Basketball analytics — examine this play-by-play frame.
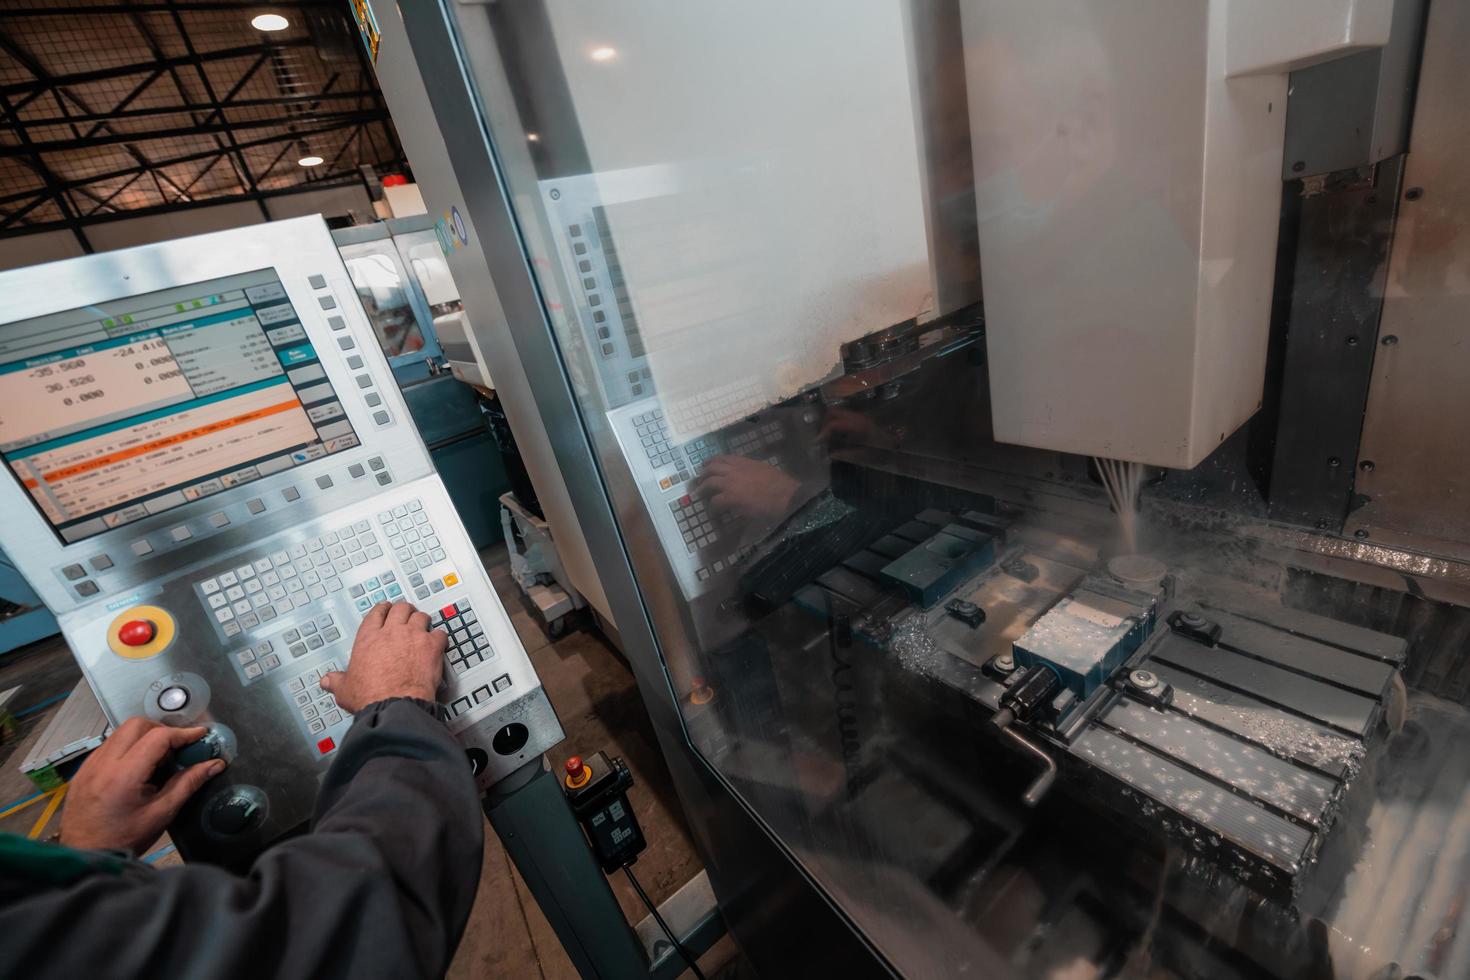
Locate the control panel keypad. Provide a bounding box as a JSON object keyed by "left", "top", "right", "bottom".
{"left": 431, "top": 600, "right": 493, "bottom": 678}
{"left": 279, "top": 660, "right": 350, "bottom": 751}
{"left": 195, "top": 524, "right": 383, "bottom": 641}
{"left": 377, "top": 498, "right": 454, "bottom": 600}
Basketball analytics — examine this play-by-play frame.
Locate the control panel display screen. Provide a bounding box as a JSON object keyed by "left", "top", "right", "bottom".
{"left": 0, "top": 269, "right": 358, "bottom": 543}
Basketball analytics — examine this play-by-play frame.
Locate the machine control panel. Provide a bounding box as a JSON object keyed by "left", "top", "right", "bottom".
{"left": 0, "top": 217, "right": 564, "bottom": 865}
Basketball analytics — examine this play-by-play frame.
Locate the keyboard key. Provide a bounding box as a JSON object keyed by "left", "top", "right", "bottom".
{"left": 307, "top": 635, "right": 324, "bottom": 650}
{"left": 262, "top": 655, "right": 281, "bottom": 670}
{"left": 220, "top": 571, "right": 238, "bottom": 587}
{"left": 354, "top": 596, "right": 372, "bottom": 613}
{"left": 323, "top": 627, "right": 341, "bottom": 643}
{"left": 232, "top": 600, "right": 251, "bottom": 615}
{"left": 300, "top": 622, "right": 317, "bottom": 636}
{"left": 369, "top": 590, "right": 386, "bottom": 603}
{"left": 253, "top": 558, "right": 272, "bottom": 574}
{"left": 201, "top": 578, "right": 221, "bottom": 595}
{"left": 243, "top": 662, "right": 262, "bottom": 678}
{"left": 239, "top": 613, "right": 259, "bottom": 629}
{"left": 289, "top": 642, "right": 308, "bottom": 658}
{"left": 237, "top": 649, "right": 257, "bottom": 665}
{"left": 208, "top": 594, "right": 228, "bottom": 609}
{"left": 225, "top": 585, "right": 245, "bottom": 601}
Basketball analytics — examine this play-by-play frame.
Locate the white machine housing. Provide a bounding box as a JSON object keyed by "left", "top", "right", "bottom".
{"left": 961, "top": 0, "right": 1394, "bottom": 467}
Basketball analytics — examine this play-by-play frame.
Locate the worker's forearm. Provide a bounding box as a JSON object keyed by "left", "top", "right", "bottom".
{"left": 0, "top": 698, "right": 483, "bottom": 980}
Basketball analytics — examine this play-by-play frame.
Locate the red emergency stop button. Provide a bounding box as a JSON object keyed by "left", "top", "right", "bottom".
{"left": 564, "top": 755, "right": 590, "bottom": 789}
{"left": 118, "top": 619, "right": 156, "bottom": 647}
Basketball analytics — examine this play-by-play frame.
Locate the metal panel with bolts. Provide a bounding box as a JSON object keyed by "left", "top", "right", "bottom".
{"left": 1350, "top": 0, "right": 1470, "bottom": 555}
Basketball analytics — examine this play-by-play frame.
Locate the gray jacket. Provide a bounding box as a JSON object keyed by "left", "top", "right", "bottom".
{"left": 0, "top": 698, "right": 483, "bottom": 979}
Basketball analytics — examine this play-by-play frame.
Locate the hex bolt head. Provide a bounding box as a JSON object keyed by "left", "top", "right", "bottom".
{"left": 1355, "top": 529, "right": 1370, "bottom": 539}
{"left": 1405, "top": 187, "right": 1424, "bottom": 201}
{"left": 1360, "top": 460, "right": 1375, "bottom": 472}
{"left": 1130, "top": 669, "right": 1159, "bottom": 690}
{"left": 1382, "top": 335, "right": 1399, "bottom": 346}
{"left": 1328, "top": 457, "right": 1341, "bottom": 468}
{"left": 1347, "top": 336, "right": 1359, "bottom": 347}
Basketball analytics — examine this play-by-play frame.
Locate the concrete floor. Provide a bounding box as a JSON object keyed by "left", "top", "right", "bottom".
{"left": 0, "top": 542, "right": 743, "bottom": 978}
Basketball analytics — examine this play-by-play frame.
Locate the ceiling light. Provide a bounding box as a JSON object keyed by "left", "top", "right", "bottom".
{"left": 527, "top": 133, "right": 540, "bottom": 143}
{"left": 297, "top": 155, "right": 324, "bottom": 168}
{"left": 590, "top": 46, "right": 617, "bottom": 62}
{"left": 251, "top": 13, "right": 290, "bottom": 32}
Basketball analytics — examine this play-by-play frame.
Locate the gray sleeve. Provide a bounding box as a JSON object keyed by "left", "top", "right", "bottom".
{"left": 0, "top": 699, "right": 484, "bottom": 980}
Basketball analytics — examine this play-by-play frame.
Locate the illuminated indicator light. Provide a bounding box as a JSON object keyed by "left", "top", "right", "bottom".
{"left": 316, "top": 736, "right": 335, "bottom": 754}
{"left": 442, "top": 572, "right": 459, "bottom": 587}
{"left": 251, "top": 13, "right": 289, "bottom": 31}
{"left": 590, "top": 46, "right": 617, "bottom": 62}
{"left": 297, "top": 155, "right": 324, "bottom": 168}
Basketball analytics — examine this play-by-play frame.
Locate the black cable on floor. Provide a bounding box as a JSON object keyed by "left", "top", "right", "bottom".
{"left": 623, "top": 863, "right": 708, "bottom": 980}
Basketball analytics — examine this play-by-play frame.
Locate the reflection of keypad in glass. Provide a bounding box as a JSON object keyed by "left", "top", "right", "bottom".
{"left": 669, "top": 495, "right": 719, "bottom": 554}
{"left": 430, "top": 600, "right": 494, "bottom": 679}
{"left": 632, "top": 410, "right": 676, "bottom": 466}
{"left": 197, "top": 521, "right": 382, "bottom": 639}
{"left": 727, "top": 420, "right": 782, "bottom": 458}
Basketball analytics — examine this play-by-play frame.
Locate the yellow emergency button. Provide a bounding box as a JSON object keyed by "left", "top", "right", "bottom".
{"left": 442, "top": 572, "right": 459, "bottom": 587}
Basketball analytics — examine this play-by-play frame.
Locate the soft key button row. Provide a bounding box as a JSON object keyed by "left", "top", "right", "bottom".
{"left": 377, "top": 499, "right": 451, "bottom": 599}
{"left": 283, "top": 661, "right": 348, "bottom": 746}
{"left": 283, "top": 614, "right": 342, "bottom": 659}
{"left": 235, "top": 640, "right": 282, "bottom": 680}
{"left": 429, "top": 601, "right": 492, "bottom": 677}
{"left": 195, "top": 523, "right": 382, "bottom": 638}
{"left": 349, "top": 572, "right": 402, "bottom": 613}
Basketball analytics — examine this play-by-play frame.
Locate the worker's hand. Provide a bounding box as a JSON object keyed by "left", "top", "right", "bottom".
{"left": 60, "top": 718, "right": 225, "bottom": 855}
{"left": 694, "top": 455, "right": 803, "bottom": 525}
{"left": 322, "top": 600, "right": 446, "bottom": 713}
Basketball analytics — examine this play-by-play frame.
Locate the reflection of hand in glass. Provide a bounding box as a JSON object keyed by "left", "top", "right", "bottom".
{"left": 694, "top": 455, "right": 802, "bottom": 524}
{"left": 818, "top": 407, "right": 900, "bottom": 450}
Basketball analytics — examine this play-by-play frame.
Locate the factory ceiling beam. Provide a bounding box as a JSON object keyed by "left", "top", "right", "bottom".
{"left": 0, "top": 39, "right": 313, "bottom": 98}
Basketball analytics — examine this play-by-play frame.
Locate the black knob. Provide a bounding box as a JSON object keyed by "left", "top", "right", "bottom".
{"left": 174, "top": 733, "right": 222, "bottom": 769}
{"left": 491, "top": 723, "right": 529, "bottom": 756}
{"left": 465, "top": 747, "right": 489, "bottom": 776}
{"left": 207, "top": 793, "right": 262, "bottom": 836}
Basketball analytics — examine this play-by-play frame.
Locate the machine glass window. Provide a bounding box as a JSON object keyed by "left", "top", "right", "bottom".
{"left": 337, "top": 241, "right": 428, "bottom": 358}
{"left": 437, "top": 0, "right": 1459, "bottom": 976}
{"left": 0, "top": 269, "right": 360, "bottom": 544}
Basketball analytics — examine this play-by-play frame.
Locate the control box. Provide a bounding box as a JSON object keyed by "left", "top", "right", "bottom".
{"left": 562, "top": 750, "right": 645, "bottom": 873}
{"left": 0, "top": 217, "right": 564, "bottom": 866}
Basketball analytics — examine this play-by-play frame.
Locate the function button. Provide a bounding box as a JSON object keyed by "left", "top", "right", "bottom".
{"left": 316, "top": 475, "right": 334, "bottom": 489}
{"left": 493, "top": 675, "right": 512, "bottom": 693}
{"left": 346, "top": 355, "right": 364, "bottom": 370}
{"left": 262, "top": 654, "right": 281, "bottom": 670}
{"left": 318, "top": 295, "right": 337, "bottom": 310}
{"left": 170, "top": 526, "right": 193, "bottom": 542}
{"left": 246, "top": 498, "right": 266, "bottom": 515}
{"left": 289, "top": 642, "right": 308, "bottom": 658}
{"left": 209, "top": 512, "right": 230, "bottom": 528}
{"left": 353, "top": 519, "right": 371, "bottom": 532}
{"left": 157, "top": 686, "right": 189, "bottom": 711}
{"left": 452, "top": 697, "right": 472, "bottom": 716}
{"left": 376, "top": 473, "right": 391, "bottom": 486}
{"left": 90, "top": 555, "right": 114, "bottom": 571}
{"left": 323, "top": 627, "right": 341, "bottom": 643}
{"left": 368, "top": 457, "right": 386, "bottom": 472}
{"left": 472, "top": 686, "right": 491, "bottom": 704}
{"left": 315, "top": 614, "right": 334, "bottom": 629}
{"left": 243, "top": 662, "right": 262, "bottom": 678}
{"left": 301, "top": 621, "right": 318, "bottom": 636}
{"left": 308, "top": 274, "right": 327, "bottom": 289}
{"left": 348, "top": 463, "right": 365, "bottom": 479}
{"left": 76, "top": 581, "right": 100, "bottom": 597}
{"left": 308, "top": 718, "right": 326, "bottom": 734}
{"left": 288, "top": 677, "right": 305, "bottom": 693}
{"left": 237, "top": 649, "right": 257, "bottom": 665}
{"left": 355, "top": 374, "right": 372, "bottom": 389}
{"left": 408, "top": 499, "right": 423, "bottom": 512}
{"left": 337, "top": 336, "right": 355, "bottom": 351}
{"left": 255, "top": 640, "right": 274, "bottom": 655}
{"left": 282, "top": 486, "right": 301, "bottom": 502}
{"left": 373, "top": 411, "right": 390, "bottom": 426}
{"left": 253, "top": 558, "right": 272, "bottom": 574}
{"left": 62, "top": 563, "right": 87, "bottom": 581}
{"left": 316, "top": 737, "right": 336, "bottom": 755}
{"left": 328, "top": 316, "right": 346, "bottom": 331}
{"left": 364, "top": 393, "right": 382, "bottom": 408}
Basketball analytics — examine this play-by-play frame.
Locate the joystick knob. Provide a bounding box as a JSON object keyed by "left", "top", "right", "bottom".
{"left": 119, "top": 619, "right": 156, "bottom": 647}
